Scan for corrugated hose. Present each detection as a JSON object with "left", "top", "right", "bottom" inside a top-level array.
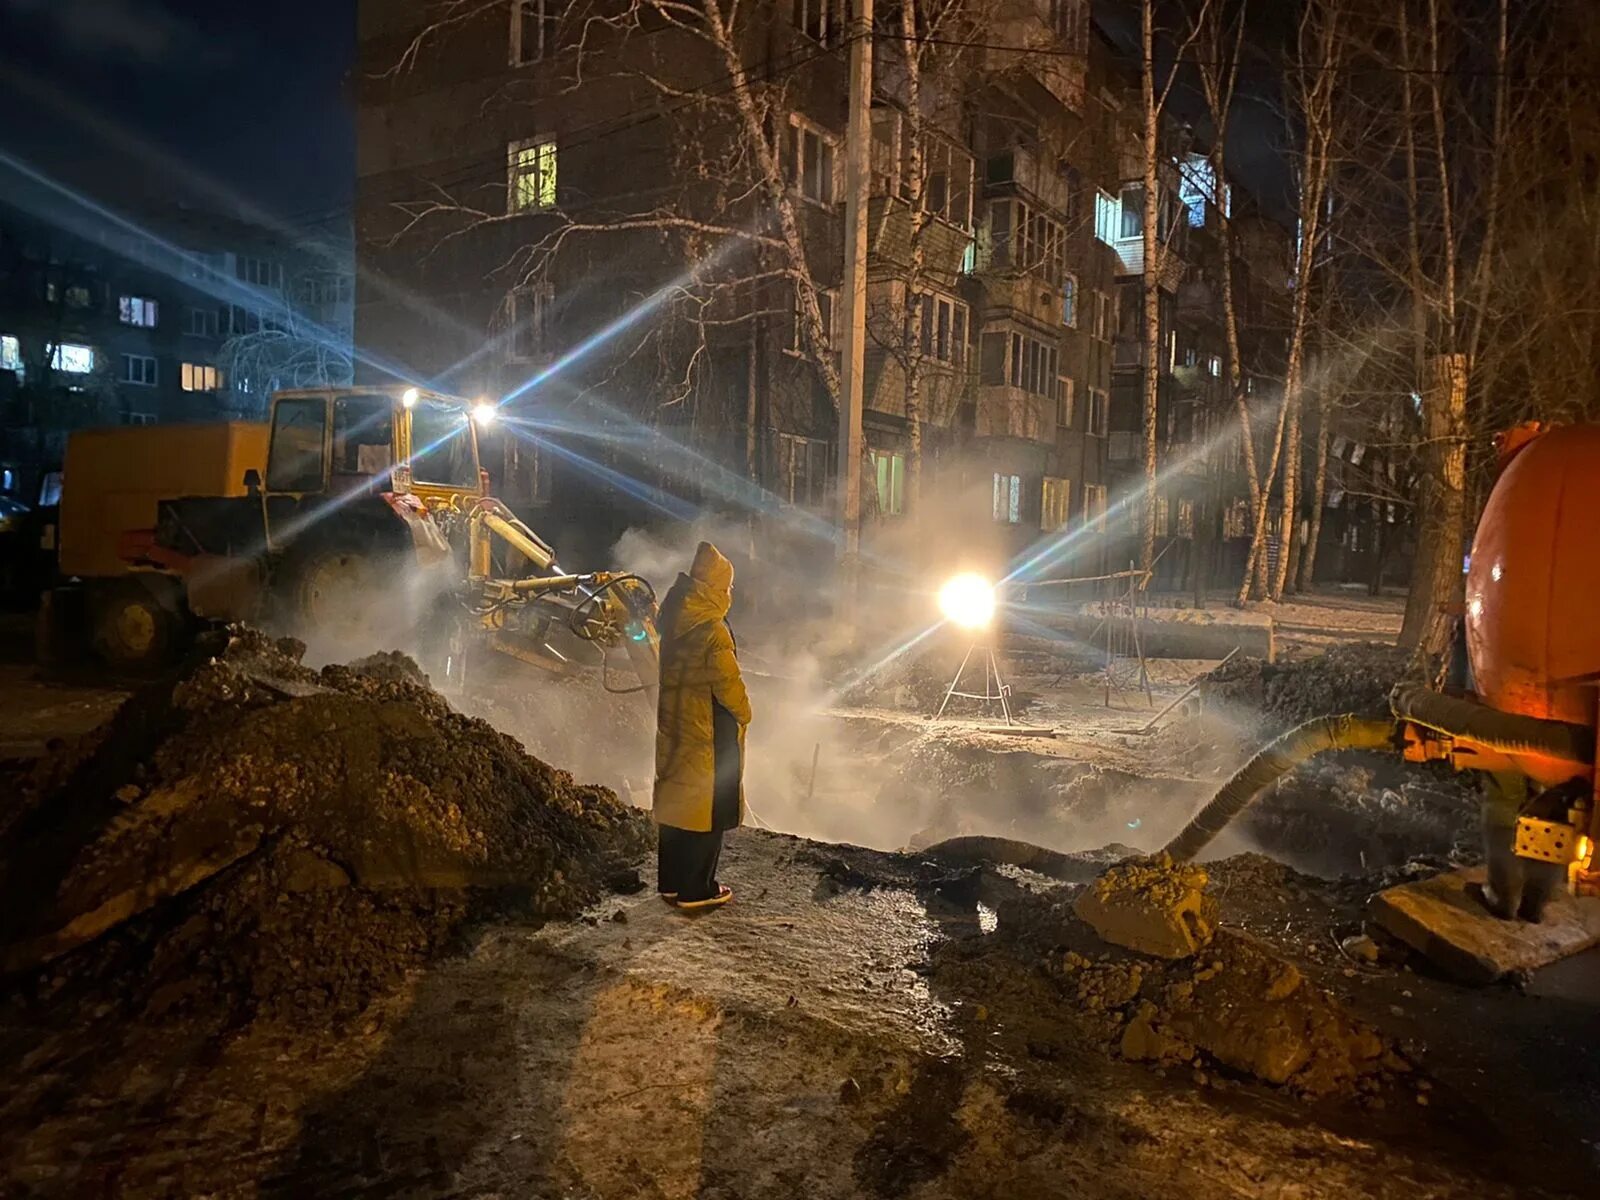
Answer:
[{"left": 1163, "top": 713, "right": 1398, "bottom": 863}]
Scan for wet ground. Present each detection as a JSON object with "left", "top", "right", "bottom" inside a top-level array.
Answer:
[
  {"left": 4, "top": 831, "right": 1597, "bottom": 1198},
  {"left": 3, "top": 596, "right": 1598, "bottom": 1198}
]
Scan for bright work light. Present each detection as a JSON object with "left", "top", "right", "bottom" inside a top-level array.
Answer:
[
  {"left": 401, "top": 387, "right": 419, "bottom": 408},
  {"left": 938, "top": 572, "right": 996, "bottom": 631},
  {"left": 471, "top": 401, "right": 497, "bottom": 427}
]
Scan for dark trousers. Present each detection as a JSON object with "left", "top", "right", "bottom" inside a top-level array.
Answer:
[{"left": 658, "top": 825, "right": 724, "bottom": 902}]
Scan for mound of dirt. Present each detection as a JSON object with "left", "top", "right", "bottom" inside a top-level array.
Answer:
[
  {"left": 1201, "top": 642, "right": 1414, "bottom": 733},
  {"left": 949, "top": 878, "right": 1406, "bottom": 1099},
  {"left": 0, "top": 629, "right": 649, "bottom": 1023}
]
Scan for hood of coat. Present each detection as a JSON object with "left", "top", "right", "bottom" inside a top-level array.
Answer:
[{"left": 663, "top": 542, "right": 734, "bottom": 636}]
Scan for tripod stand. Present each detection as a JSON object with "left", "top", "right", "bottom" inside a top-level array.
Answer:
[{"left": 933, "top": 642, "right": 1015, "bottom": 726}]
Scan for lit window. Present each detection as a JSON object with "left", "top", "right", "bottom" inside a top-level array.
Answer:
[
  {"left": 1042, "top": 476, "right": 1071, "bottom": 531},
  {"left": 787, "top": 116, "right": 837, "bottom": 206},
  {"left": 510, "top": 0, "right": 561, "bottom": 64},
  {"left": 182, "top": 362, "right": 222, "bottom": 391},
  {"left": 1094, "top": 190, "right": 1118, "bottom": 244},
  {"left": 1057, "top": 376, "right": 1075, "bottom": 428},
  {"left": 870, "top": 450, "right": 905, "bottom": 516},
  {"left": 119, "top": 296, "right": 159, "bottom": 328},
  {"left": 121, "top": 354, "right": 158, "bottom": 386},
  {"left": 992, "top": 472, "right": 1021, "bottom": 524},
  {"left": 508, "top": 138, "right": 558, "bottom": 213},
  {"left": 1088, "top": 387, "right": 1109, "bottom": 435},
  {"left": 1208, "top": 355, "right": 1221, "bottom": 378},
  {"left": 64, "top": 285, "right": 92, "bottom": 309},
  {"left": 1, "top": 335, "right": 21, "bottom": 373},
  {"left": 51, "top": 343, "right": 94, "bottom": 374},
  {"left": 1062, "top": 273, "right": 1077, "bottom": 327}
]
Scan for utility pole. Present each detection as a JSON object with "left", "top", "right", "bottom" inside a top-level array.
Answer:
[{"left": 837, "top": 0, "right": 872, "bottom": 622}]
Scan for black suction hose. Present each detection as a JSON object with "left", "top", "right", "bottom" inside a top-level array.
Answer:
[
  {"left": 1389, "top": 683, "right": 1594, "bottom": 764},
  {"left": 1163, "top": 714, "right": 1398, "bottom": 862}
]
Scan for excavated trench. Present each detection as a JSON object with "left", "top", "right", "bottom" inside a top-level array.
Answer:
[{"left": 3, "top": 633, "right": 1577, "bottom": 1199}]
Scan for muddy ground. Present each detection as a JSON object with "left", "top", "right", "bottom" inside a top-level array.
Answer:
[
  {"left": 1, "top": 599, "right": 1597, "bottom": 1199},
  {"left": 4, "top": 831, "right": 1597, "bottom": 1197}
]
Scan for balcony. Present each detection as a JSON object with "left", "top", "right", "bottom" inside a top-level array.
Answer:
[
  {"left": 1111, "top": 237, "right": 1185, "bottom": 292},
  {"left": 984, "top": 146, "right": 1069, "bottom": 215},
  {"left": 866, "top": 197, "right": 974, "bottom": 275},
  {"left": 976, "top": 383, "right": 1053, "bottom": 444},
  {"left": 1176, "top": 277, "right": 1217, "bottom": 325},
  {"left": 978, "top": 271, "right": 1061, "bottom": 328},
  {"left": 983, "top": 0, "right": 1086, "bottom": 114}
]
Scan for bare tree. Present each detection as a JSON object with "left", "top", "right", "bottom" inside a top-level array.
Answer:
[{"left": 1137, "top": 0, "right": 1212, "bottom": 572}]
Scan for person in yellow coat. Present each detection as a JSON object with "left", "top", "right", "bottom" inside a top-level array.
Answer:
[{"left": 652, "top": 541, "right": 751, "bottom": 909}]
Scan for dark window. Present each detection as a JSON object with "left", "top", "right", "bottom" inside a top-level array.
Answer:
[
  {"left": 332, "top": 394, "right": 394, "bottom": 477},
  {"left": 410, "top": 399, "right": 482, "bottom": 488},
  {"left": 266, "top": 396, "right": 327, "bottom": 492}
]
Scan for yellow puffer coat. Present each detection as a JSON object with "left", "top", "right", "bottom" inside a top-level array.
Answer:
[{"left": 652, "top": 543, "right": 752, "bottom": 833}]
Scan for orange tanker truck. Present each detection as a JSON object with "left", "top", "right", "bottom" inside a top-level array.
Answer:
[{"left": 1164, "top": 422, "right": 1597, "bottom": 940}]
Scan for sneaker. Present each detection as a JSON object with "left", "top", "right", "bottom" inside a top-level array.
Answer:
[{"left": 674, "top": 885, "right": 733, "bottom": 911}]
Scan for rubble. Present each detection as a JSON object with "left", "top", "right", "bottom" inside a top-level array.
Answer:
[
  {"left": 0, "top": 628, "right": 649, "bottom": 1022},
  {"left": 961, "top": 882, "right": 1405, "bottom": 1098},
  {"left": 1103, "top": 929, "right": 1398, "bottom": 1094},
  {"left": 1072, "top": 853, "right": 1216, "bottom": 958},
  {"left": 1200, "top": 641, "right": 1415, "bottom": 733}
]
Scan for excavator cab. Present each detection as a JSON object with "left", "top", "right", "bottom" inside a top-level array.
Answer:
[{"left": 256, "top": 387, "right": 484, "bottom": 553}]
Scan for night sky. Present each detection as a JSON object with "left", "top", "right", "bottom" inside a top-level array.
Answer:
[{"left": 0, "top": 0, "right": 356, "bottom": 228}]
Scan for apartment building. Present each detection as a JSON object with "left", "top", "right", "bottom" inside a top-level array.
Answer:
[
  {"left": 0, "top": 190, "right": 354, "bottom": 500},
  {"left": 354, "top": 0, "right": 1288, "bottom": 586}
]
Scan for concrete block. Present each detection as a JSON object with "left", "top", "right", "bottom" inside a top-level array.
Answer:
[{"left": 1368, "top": 867, "right": 1600, "bottom": 984}]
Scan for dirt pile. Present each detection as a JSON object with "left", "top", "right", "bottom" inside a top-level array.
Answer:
[
  {"left": 939, "top": 855, "right": 1406, "bottom": 1099},
  {"left": 0, "top": 629, "right": 649, "bottom": 1022},
  {"left": 1202, "top": 641, "right": 1414, "bottom": 733},
  {"left": 1073, "top": 853, "right": 1216, "bottom": 958}
]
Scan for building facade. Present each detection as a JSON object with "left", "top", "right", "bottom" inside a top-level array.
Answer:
[
  {"left": 354, "top": 0, "right": 1290, "bottom": 590},
  {"left": 0, "top": 188, "right": 353, "bottom": 502}
]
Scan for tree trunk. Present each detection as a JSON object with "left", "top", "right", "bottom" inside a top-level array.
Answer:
[
  {"left": 900, "top": 0, "right": 927, "bottom": 518},
  {"left": 1297, "top": 392, "right": 1330, "bottom": 593},
  {"left": 1399, "top": 353, "right": 1468, "bottom": 658},
  {"left": 1139, "top": 0, "right": 1161, "bottom": 574}
]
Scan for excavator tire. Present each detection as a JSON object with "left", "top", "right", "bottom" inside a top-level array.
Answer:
[
  {"left": 89, "top": 576, "right": 185, "bottom": 675},
  {"left": 284, "top": 543, "right": 378, "bottom": 643}
]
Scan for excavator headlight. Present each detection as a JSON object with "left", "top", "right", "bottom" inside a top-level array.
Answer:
[
  {"left": 472, "top": 401, "right": 497, "bottom": 427},
  {"left": 401, "top": 387, "right": 419, "bottom": 409}
]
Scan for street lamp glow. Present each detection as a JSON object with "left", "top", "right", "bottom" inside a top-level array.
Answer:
[
  {"left": 471, "top": 401, "right": 497, "bottom": 427},
  {"left": 938, "top": 572, "right": 996, "bottom": 631},
  {"left": 401, "top": 386, "right": 419, "bottom": 408}
]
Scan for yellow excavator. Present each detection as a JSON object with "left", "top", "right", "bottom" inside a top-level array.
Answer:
[{"left": 42, "top": 386, "right": 659, "bottom": 695}]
